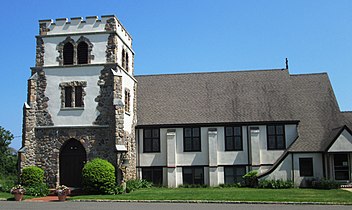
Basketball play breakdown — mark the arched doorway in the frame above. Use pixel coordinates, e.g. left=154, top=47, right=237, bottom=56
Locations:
left=59, top=139, right=86, bottom=187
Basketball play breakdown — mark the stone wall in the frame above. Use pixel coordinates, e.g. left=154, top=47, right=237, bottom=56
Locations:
left=32, top=126, right=115, bottom=187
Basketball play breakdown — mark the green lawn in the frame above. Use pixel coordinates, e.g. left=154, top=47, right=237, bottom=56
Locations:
left=0, top=192, right=13, bottom=200
left=70, top=188, right=352, bottom=204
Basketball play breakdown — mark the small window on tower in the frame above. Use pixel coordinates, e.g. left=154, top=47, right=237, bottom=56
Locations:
left=122, top=49, right=126, bottom=69
left=60, top=81, right=87, bottom=109
left=125, top=53, right=129, bottom=71
left=125, top=89, right=131, bottom=113
left=77, top=42, right=88, bottom=64
left=64, top=86, right=73, bottom=107
left=63, top=42, right=74, bottom=65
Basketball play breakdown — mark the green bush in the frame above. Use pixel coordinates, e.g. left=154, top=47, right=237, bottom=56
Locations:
left=25, top=183, right=49, bottom=196
left=311, top=179, right=340, bottom=189
left=258, top=179, right=293, bottom=189
left=21, top=166, right=44, bottom=187
left=219, top=183, right=241, bottom=188
left=82, top=158, right=116, bottom=195
left=0, top=178, right=16, bottom=193
left=126, top=179, right=153, bottom=193
left=243, top=170, right=258, bottom=187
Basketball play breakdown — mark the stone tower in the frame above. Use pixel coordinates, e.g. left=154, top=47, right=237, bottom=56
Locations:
left=20, top=15, right=137, bottom=187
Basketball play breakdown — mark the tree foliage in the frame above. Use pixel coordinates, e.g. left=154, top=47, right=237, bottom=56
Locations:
left=0, top=126, right=17, bottom=177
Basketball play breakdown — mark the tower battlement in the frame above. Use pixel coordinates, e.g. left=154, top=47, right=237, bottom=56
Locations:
left=39, top=15, right=132, bottom=47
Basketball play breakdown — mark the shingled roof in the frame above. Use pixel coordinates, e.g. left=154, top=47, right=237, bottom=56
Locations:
left=135, top=69, right=346, bottom=152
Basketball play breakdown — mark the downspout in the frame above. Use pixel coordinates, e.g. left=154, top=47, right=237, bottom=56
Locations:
left=247, top=126, right=252, bottom=171
left=291, top=153, right=294, bottom=184
left=136, top=128, right=140, bottom=179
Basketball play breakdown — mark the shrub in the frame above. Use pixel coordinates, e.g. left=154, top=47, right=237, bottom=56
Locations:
left=178, top=184, right=209, bottom=188
left=82, top=158, right=116, bottom=195
left=0, top=178, right=16, bottom=193
left=243, top=170, right=258, bottom=187
left=219, top=183, right=241, bottom=188
left=311, top=179, right=340, bottom=189
left=21, top=166, right=44, bottom=187
left=126, top=179, right=153, bottom=193
left=258, top=179, right=293, bottom=189
left=25, top=183, right=49, bottom=196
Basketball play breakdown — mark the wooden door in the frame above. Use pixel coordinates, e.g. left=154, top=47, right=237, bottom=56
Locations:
left=59, top=139, right=86, bottom=187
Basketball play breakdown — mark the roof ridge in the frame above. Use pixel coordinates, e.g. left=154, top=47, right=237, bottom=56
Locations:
left=135, top=68, right=287, bottom=77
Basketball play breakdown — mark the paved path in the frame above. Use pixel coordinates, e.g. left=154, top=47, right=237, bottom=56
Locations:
left=0, top=202, right=351, bottom=210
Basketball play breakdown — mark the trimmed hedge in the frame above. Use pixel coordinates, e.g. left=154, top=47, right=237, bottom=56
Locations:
left=243, top=170, right=258, bottom=187
left=82, top=158, right=116, bottom=194
left=21, top=166, right=44, bottom=187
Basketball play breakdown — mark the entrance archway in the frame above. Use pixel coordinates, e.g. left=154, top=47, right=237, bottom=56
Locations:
left=59, top=139, right=86, bottom=187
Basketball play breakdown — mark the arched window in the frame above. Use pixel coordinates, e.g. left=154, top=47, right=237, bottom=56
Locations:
left=77, top=42, right=88, bottom=64
left=126, top=53, right=129, bottom=71
left=63, top=42, right=74, bottom=65
left=122, top=48, right=126, bottom=69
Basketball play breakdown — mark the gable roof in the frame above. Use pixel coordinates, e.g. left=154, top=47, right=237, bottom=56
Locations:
left=135, top=69, right=344, bottom=152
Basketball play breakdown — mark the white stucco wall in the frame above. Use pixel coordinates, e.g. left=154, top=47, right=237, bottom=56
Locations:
left=328, top=129, right=352, bottom=152
left=217, top=126, right=249, bottom=165
left=43, top=34, right=109, bottom=66
left=44, top=66, right=102, bottom=126
left=121, top=70, right=136, bottom=133
left=293, top=153, right=324, bottom=187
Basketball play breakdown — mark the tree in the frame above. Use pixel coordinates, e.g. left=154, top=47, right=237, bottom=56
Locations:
left=0, top=126, right=16, bottom=177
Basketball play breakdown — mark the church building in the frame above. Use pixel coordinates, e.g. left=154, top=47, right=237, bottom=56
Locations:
left=20, top=15, right=352, bottom=188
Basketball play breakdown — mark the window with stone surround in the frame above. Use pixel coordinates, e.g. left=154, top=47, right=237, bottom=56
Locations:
left=225, top=126, right=243, bottom=151
left=60, top=81, right=87, bottom=109
left=267, top=125, right=286, bottom=150
left=184, top=127, right=201, bottom=152
left=57, top=36, right=94, bottom=66
left=124, top=89, right=131, bottom=113
left=77, top=42, right=88, bottom=64
left=143, top=128, right=160, bottom=153
left=63, top=42, right=74, bottom=65
left=122, top=48, right=129, bottom=71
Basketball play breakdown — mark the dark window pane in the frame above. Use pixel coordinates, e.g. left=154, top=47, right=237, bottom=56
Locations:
left=144, top=139, right=151, bottom=152
left=299, top=158, right=313, bottom=176
left=142, top=168, right=152, bottom=181
left=64, top=87, right=72, bottom=107
left=153, top=168, right=163, bottom=186
left=276, top=136, right=285, bottom=149
left=152, top=129, right=159, bottom=138
left=184, top=137, right=192, bottom=151
left=75, top=86, right=83, bottom=107
left=268, top=136, right=276, bottom=149
left=152, top=138, right=160, bottom=152
left=193, top=128, right=200, bottom=137
left=192, top=138, right=200, bottom=151
left=268, top=126, right=275, bottom=135
left=77, top=42, right=88, bottom=64
left=276, top=125, right=284, bottom=135
left=184, top=128, right=192, bottom=137
left=225, top=137, right=234, bottom=150
left=234, top=127, right=241, bottom=136
left=234, top=137, right=242, bottom=150
left=225, top=127, right=233, bottom=136
left=144, top=129, right=151, bottom=138
left=63, top=42, right=74, bottom=65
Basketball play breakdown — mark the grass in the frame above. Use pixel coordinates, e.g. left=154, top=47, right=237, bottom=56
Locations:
left=0, top=192, right=35, bottom=201
left=70, top=187, right=352, bottom=204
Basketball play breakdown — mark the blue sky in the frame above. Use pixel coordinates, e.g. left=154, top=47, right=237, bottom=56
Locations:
left=0, top=0, right=351, bottom=149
